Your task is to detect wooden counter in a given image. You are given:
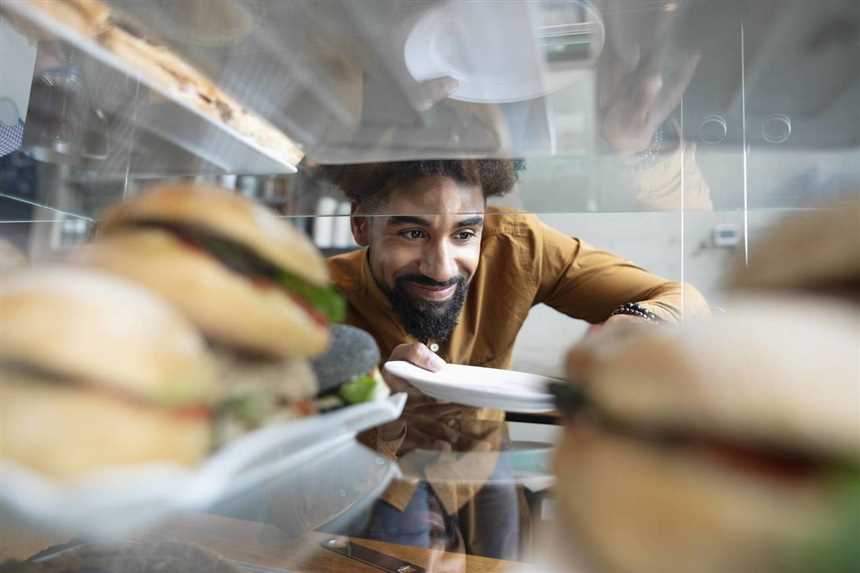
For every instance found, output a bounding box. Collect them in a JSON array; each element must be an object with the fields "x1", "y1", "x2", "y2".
[{"x1": 1, "y1": 512, "x2": 535, "y2": 572}]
